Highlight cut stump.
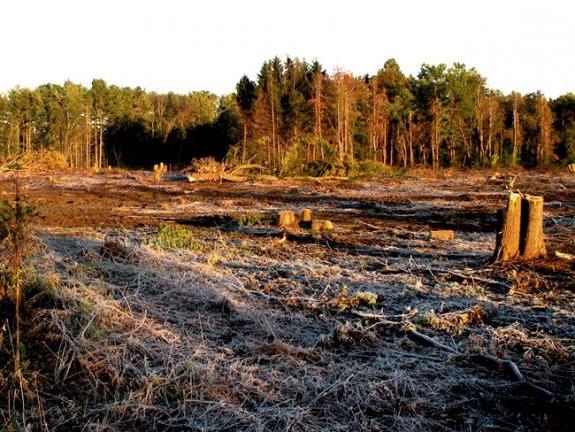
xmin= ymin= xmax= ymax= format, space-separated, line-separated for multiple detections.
xmin=311 ymin=220 xmax=334 ymax=232
xmin=493 ymin=193 xmax=546 ymax=261
xmin=520 ymin=195 xmax=546 ymax=260
xmin=300 ymin=209 xmax=313 ymax=228
xmin=301 ymin=209 xmax=313 ymax=223
xmin=494 ymin=192 xmax=522 ymax=261
xmin=278 ymin=211 xmax=297 ymax=228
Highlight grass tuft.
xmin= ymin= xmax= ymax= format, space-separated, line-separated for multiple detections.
xmin=144 ymin=224 xmax=205 ymax=252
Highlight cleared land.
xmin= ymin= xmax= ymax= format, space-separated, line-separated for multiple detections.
xmin=1 ymin=169 xmax=574 ymax=431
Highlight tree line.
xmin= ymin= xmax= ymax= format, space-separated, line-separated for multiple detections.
xmin=0 ymin=81 xmax=238 ymax=168
xmin=235 ymin=58 xmax=575 ymax=175
xmin=1 ymin=58 xmax=574 ymax=173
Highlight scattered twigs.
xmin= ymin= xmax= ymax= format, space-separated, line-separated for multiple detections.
xmin=352 ymin=313 xmax=557 ymax=399
xmin=427 ymin=267 xmax=512 ymax=292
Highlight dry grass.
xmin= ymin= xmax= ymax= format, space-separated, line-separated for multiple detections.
xmin=0 ymin=170 xmax=574 ymax=431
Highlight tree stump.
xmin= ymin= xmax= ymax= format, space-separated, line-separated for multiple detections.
xmin=300 ymin=209 xmax=313 ymax=228
xmin=520 ymin=195 xmax=546 ymax=260
xmin=311 ymin=220 xmax=334 ymax=232
xmin=493 ymin=193 xmax=546 ymax=261
xmin=153 ymin=162 xmax=167 ymax=181
xmin=494 ymin=192 xmax=522 ymax=261
xmin=278 ymin=211 xmax=297 ymax=228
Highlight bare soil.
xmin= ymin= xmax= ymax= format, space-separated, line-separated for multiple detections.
xmin=1 ymin=169 xmax=574 ymax=431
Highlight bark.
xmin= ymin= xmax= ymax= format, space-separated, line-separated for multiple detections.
xmin=512 ymin=93 xmax=522 ymax=166
xmin=493 ymin=192 xmax=522 ymax=261
xmin=520 ymin=195 xmax=546 ymax=260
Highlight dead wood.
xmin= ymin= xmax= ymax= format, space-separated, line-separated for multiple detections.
xmin=555 ymin=251 xmax=574 ymax=261
xmin=311 ymin=220 xmax=334 ymax=232
xmin=494 ymin=192 xmax=522 ymax=261
xmin=494 ymin=193 xmax=547 ymax=262
xmin=278 ymin=210 xmax=297 ymax=228
xmin=520 ymin=194 xmax=547 ymax=260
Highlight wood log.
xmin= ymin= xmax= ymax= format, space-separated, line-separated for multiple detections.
xmin=278 ymin=211 xmax=297 ymax=228
xmin=520 ymin=195 xmax=546 ymax=260
xmin=430 ymin=230 xmax=455 ymax=241
xmin=494 ymin=192 xmax=522 ymax=261
xmin=568 ymin=163 xmax=575 ymax=173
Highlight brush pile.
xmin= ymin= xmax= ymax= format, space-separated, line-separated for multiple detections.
xmin=0 ymin=150 xmax=68 ymax=172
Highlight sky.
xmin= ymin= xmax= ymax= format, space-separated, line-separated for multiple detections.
xmin=1 ymin=0 xmax=573 ymax=97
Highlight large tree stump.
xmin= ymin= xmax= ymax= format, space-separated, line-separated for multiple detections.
xmin=493 ymin=193 xmax=546 ymax=261
xmin=494 ymin=192 xmax=522 ymax=261
xmin=520 ymin=195 xmax=546 ymax=260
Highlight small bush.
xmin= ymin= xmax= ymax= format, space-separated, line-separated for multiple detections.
xmin=144 ymin=224 xmax=205 ymax=252
xmin=238 ymin=213 xmax=266 ymax=227
xmin=346 ymin=160 xmax=401 ymax=178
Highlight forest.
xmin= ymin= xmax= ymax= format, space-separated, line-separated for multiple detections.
xmin=1 ymin=57 xmax=574 ymax=174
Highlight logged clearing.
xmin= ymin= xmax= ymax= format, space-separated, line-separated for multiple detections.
xmin=1 ymin=169 xmax=574 ymax=431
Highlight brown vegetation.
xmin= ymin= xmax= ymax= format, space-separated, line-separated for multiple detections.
xmin=0 ymin=168 xmax=574 ymax=431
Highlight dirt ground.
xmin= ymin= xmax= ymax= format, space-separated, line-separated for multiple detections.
xmin=1 ymin=169 xmax=574 ymax=431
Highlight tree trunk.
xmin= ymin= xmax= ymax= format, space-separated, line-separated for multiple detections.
xmin=242 ymin=120 xmax=247 ymax=164
xmin=520 ymin=195 xmax=546 ymax=260
xmin=99 ymin=126 xmax=104 ymax=168
xmin=493 ymin=192 xmax=522 ymax=261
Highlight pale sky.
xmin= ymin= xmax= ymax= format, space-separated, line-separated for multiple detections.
xmin=1 ymin=0 xmax=573 ymax=97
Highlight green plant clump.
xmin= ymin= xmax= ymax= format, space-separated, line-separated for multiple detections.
xmin=144 ymin=224 xmax=204 ymax=252
xmin=238 ymin=213 xmax=266 ymax=227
